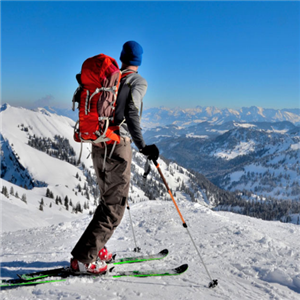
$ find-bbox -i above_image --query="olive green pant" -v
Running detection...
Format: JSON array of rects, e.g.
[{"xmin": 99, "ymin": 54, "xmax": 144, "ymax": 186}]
[{"xmin": 71, "ymin": 137, "xmax": 132, "ymax": 264}]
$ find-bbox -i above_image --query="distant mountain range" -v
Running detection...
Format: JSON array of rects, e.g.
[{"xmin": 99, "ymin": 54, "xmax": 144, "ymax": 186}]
[
  {"xmin": 145, "ymin": 121, "xmax": 300, "ymax": 201},
  {"xmin": 40, "ymin": 105, "xmax": 300, "ymax": 128},
  {"xmin": 143, "ymin": 120, "xmax": 298, "ymax": 143},
  {"xmin": 2, "ymin": 103, "xmax": 299, "ymax": 201},
  {"xmin": 1, "ymin": 104, "xmax": 239, "ymax": 230},
  {"xmin": 1, "ymin": 103, "xmax": 299, "ymax": 227},
  {"xmin": 142, "ymin": 106, "xmax": 300, "ymax": 128}
]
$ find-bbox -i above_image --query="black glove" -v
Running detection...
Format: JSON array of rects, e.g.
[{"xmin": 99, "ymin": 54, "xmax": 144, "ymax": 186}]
[{"xmin": 140, "ymin": 144, "xmax": 159, "ymax": 162}]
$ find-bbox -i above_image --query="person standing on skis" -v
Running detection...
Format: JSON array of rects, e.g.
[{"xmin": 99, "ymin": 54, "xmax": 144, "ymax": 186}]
[{"xmin": 70, "ymin": 41, "xmax": 159, "ymax": 274}]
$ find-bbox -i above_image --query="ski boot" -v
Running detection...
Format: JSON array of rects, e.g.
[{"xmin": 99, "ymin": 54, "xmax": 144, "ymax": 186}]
[
  {"xmin": 70, "ymin": 258, "xmax": 107, "ymax": 274},
  {"xmin": 98, "ymin": 246, "xmax": 113, "ymax": 263}
]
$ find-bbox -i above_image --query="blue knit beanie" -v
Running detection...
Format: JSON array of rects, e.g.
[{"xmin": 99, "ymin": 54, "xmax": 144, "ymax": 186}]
[{"xmin": 120, "ymin": 41, "xmax": 143, "ymax": 66}]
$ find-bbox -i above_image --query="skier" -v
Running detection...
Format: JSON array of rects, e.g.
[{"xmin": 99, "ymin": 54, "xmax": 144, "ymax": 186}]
[{"xmin": 70, "ymin": 41, "xmax": 160, "ymax": 274}]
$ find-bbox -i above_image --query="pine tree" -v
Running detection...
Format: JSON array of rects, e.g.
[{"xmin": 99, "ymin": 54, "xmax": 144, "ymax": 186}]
[
  {"xmin": 21, "ymin": 194, "xmax": 27, "ymax": 203},
  {"xmin": 64, "ymin": 196, "xmax": 69, "ymax": 211},
  {"xmin": 2, "ymin": 186, "xmax": 8, "ymax": 197},
  {"xmin": 75, "ymin": 202, "xmax": 83, "ymax": 213}
]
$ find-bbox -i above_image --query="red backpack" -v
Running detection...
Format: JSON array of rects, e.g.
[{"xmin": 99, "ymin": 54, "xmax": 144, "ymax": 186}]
[{"xmin": 72, "ymin": 54, "xmax": 122, "ymax": 147}]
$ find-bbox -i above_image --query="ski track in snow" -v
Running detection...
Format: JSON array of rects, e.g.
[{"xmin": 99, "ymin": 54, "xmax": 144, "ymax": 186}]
[{"xmin": 1, "ymin": 200, "xmax": 300, "ymax": 300}]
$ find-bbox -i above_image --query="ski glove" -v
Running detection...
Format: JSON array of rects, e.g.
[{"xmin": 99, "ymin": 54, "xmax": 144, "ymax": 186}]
[{"xmin": 140, "ymin": 144, "xmax": 159, "ymax": 162}]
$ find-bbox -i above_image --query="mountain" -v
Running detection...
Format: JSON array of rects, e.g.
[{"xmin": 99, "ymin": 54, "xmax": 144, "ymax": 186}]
[
  {"xmin": 1, "ymin": 104, "xmax": 300, "ymax": 299},
  {"xmin": 143, "ymin": 120, "xmax": 298, "ymax": 144},
  {"xmin": 33, "ymin": 105, "xmax": 300, "ymax": 128},
  {"xmin": 141, "ymin": 106, "xmax": 300, "ymax": 128},
  {"xmin": 149, "ymin": 124, "xmax": 300, "ymax": 201},
  {"xmin": 43, "ymin": 105, "xmax": 78, "ymax": 121},
  {"xmin": 0, "ymin": 104, "xmax": 238, "ymax": 231}
]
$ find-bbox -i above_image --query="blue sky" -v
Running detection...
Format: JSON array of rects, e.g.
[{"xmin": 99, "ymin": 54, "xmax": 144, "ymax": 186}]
[{"xmin": 1, "ymin": 1, "xmax": 299, "ymax": 110}]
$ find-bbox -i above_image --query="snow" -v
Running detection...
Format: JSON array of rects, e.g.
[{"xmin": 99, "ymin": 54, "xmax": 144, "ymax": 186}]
[
  {"xmin": 185, "ymin": 133, "xmax": 209, "ymax": 139},
  {"xmin": 1, "ymin": 200, "xmax": 300, "ymax": 299},
  {"xmin": 1, "ymin": 104, "xmax": 300, "ymax": 298},
  {"xmin": 233, "ymin": 122, "xmax": 256, "ymax": 128},
  {"xmin": 0, "ymin": 104, "xmax": 100, "ymax": 223},
  {"xmin": 0, "ymin": 180, "xmax": 83, "ymax": 232},
  {"xmin": 142, "ymin": 106, "xmax": 300, "ymax": 128},
  {"xmin": 213, "ymin": 141, "xmax": 256, "ymax": 160},
  {"xmin": 291, "ymin": 142, "xmax": 300, "ymax": 150},
  {"xmin": 265, "ymin": 129, "xmax": 290, "ymax": 134},
  {"xmin": 0, "ymin": 104, "xmax": 212, "ymax": 231},
  {"xmin": 0, "ymin": 105, "xmax": 300, "ymax": 299},
  {"xmin": 0, "ymin": 105, "xmax": 92, "ymax": 169}
]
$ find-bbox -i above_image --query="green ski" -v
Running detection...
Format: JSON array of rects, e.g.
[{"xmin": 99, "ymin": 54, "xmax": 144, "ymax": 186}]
[
  {"xmin": 0, "ymin": 264, "xmax": 188, "ymax": 289},
  {"xmin": 112, "ymin": 249, "xmax": 168, "ymax": 265},
  {"xmin": 112, "ymin": 264, "xmax": 188, "ymax": 278},
  {"xmin": 0, "ymin": 278, "xmax": 66, "ymax": 288},
  {"xmin": 17, "ymin": 249, "xmax": 168, "ymax": 281}
]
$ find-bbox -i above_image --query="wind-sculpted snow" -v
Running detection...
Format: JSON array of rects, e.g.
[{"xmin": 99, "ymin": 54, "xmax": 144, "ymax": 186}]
[{"xmin": 1, "ymin": 201, "xmax": 300, "ymax": 299}]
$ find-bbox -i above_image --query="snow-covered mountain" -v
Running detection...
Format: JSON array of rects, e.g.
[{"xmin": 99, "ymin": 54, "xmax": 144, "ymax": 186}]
[
  {"xmin": 1, "ymin": 104, "xmax": 300, "ymax": 299},
  {"xmin": 149, "ymin": 124, "xmax": 300, "ymax": 201},
  {"xmin": 142, "ymin": 106, "xmax": 300, "ymax": 128},
  {"xmin": 143, "ymin": 120, "xmax": 298, "ymax": 144},
  {"xmin": 37, "ymin": 105, "xmax": 300, "ymax": 128},
  {"xmin": 0, "ymin": 104, "xmax": 236, "ymax": 232}
]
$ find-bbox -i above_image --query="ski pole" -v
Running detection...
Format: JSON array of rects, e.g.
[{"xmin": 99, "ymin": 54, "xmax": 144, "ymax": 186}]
[
  {"xmin": 126, "ymin": 201, "xmax": 141, "ymax": 253},
  {"xmin": 152, "ymin": 159, "xmax": 218, "ymax": 289}
]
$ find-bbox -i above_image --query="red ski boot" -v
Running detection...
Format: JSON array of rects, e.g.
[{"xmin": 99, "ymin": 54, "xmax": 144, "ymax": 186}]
[
  {"xmin": 70, "ymin": 258, "xmax": 107, "ymax": 274},
  {"xmin": 98, "ymin": 246, "xmax": 113, "ymax": 263}
]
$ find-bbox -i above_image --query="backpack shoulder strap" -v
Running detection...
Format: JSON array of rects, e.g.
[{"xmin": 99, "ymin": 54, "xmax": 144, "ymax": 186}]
[{"xmin": 121, "ymin": 69, "xmax": 136, "ymax": 79}]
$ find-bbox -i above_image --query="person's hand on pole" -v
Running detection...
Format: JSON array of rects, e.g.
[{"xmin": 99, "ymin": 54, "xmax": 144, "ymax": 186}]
[{"xmin": 140, "ymin": 144, "xmax": 159, "ymax": 162}]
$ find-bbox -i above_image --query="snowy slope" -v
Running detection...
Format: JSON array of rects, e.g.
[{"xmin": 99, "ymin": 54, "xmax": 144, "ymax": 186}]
[
  {"xmin": 1, "ymin": 104, "xmax": 218, "ymax": 232},
  {"xmin": 1, "ymin": 104, "xmax": 92, "ymax": 172},
  {"xmin": 0, "ymin": 180, "xmax": 85, "ymax": 232},
  {"xmin": 1, "ymin": 104, "xmax": 300, "ymax": 299},
  {"xmin": 0, "ymin": 104, "xmax": 101, "ymax": 228},
  {"xmin": 1, "ymin": 200, "xmax": 300, "ymax": 300}
]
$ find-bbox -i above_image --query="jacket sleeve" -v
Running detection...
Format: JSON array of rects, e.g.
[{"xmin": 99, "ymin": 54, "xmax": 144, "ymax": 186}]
[{"xmin": 124, "ymin": 76, "xmax": 148, "ymax": 150}]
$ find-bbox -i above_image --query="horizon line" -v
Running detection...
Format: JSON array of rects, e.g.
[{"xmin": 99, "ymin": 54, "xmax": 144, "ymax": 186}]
[{"xmin": 1, "ymin": 102, "xmax": 299, "ymax": 112}]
